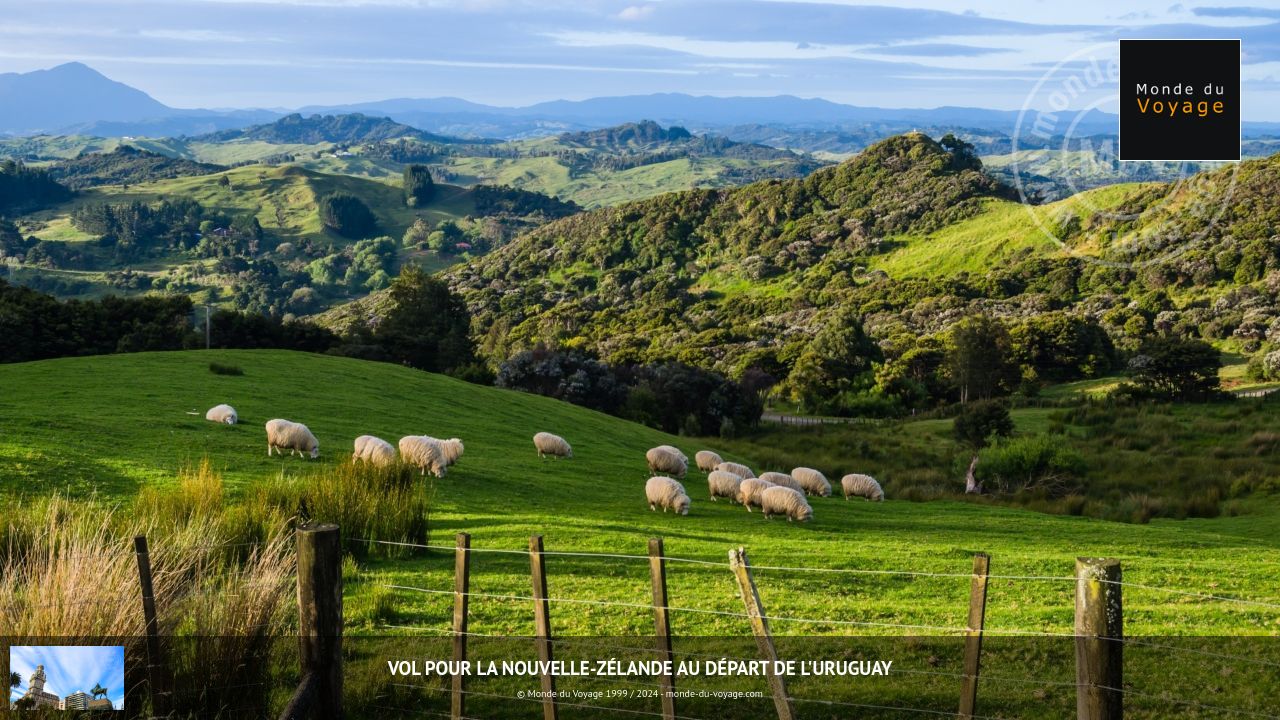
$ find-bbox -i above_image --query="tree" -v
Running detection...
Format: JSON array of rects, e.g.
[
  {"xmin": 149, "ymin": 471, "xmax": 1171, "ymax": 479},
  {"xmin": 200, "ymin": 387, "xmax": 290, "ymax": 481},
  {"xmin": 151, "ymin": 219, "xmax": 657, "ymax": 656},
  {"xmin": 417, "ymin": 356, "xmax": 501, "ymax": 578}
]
[
  {"xmin": 373, "ymin": 265, "xmax": 476, "ymax": 372},
  {"xmin": 403, "ymin": 164, "xmax": 434, "ymax": 207},
  {"xmin": 953, "ymin": 399, "xmax": 1014, "ymax": 493},
  {"xmin": 318, "ymin": 192, "xmax": 377, "ymax": 239},
  {"xmin": 10, "ymin": 671, "xmax": 20, "ymax": 689},
  {"xmin": 787, "ymin": 307, "xmax": 881, "ymax": 412},
  {"xmin": 944, "ymin": 314, "xmax": 1020, "ymax": 403},
  {"xmin": 1127, "ymin": 336, "xmax": 1221, "ymax": 401}
]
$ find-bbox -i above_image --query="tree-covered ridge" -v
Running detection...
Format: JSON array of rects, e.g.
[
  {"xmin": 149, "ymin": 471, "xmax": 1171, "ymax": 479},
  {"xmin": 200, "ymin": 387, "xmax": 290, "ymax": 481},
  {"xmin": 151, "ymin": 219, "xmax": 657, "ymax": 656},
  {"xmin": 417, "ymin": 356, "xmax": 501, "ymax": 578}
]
[
  {"xmin": 559, "ymin": 120, "xmax": 694, "ymax": 148},
  {"xmin": 446, "ymin": 132, "xmax": 1280, "ymax": 415},
  {"xmin": 196, "ymin": 113, "xmax": 473, "ymax": 145},
  {"xmin": 49, "ymin": 146, "xmax": 226, "ymax": 189},
  {"xmin": 0, "ymin": 160, "xmax": 72, "ymax": 215},
  {"xmin": 449, "ymin": 133, "xmax": 1013, "ymax": 359}
]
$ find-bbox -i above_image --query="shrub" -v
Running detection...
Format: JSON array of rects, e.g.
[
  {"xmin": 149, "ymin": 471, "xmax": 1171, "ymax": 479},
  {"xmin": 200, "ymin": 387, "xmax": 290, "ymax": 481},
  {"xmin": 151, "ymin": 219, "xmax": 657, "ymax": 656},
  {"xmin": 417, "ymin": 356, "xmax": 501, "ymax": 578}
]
[{"xmin": 971, "ymin": 435, "xmax": 1087, "ymax": 496}]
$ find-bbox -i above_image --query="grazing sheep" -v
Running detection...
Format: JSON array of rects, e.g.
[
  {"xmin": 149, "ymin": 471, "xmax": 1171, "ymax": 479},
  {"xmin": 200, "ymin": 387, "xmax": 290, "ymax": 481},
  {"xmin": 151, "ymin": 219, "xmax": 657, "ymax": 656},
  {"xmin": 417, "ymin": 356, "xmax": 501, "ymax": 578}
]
[
  {"xmin": 656, "ymin": 445, "xmax": 689, "ymax": 463},
  {"xmin": 759, "ymin": 471, "xmax": 804, "ymax": 493},
  {"xmin": 646, "ymin": 446, "xmax": 688, "ymax": 478},
  {"xmin": 716, "ymin": 461, "xmax": 756, "ymax": 479},
  {"xmin": 760, "ymin": 486, "xmax": 814, "ymax": 522},
  {"xmin": 439, "ymin": 438, "xmax": 465, "ymax": 466},
  {"xmin": 695, "ymin": 450, "xmax": 723, "ymax": 473},
  {"xmin": 645, "ymin": 476, "xmax": 691, "ymax": 515},
  {"xmin": 399, "ymin": 435, "xmax": 449, "ymax": 477},
  {"xmin": 737, "ymin": 477, "xmax": 776, "ymax": 512},
  {"xmin": 707, "ymin": 470, "xmax": 743, "ymax": 503},
  {"xmin": 205, "ymin": 404, "xmax": 238, "ymax": 425},
  {"xmin": 353, "ymin": 435, "xmax": 396, "ymax": 467},
  {"xmin": 265, "ymin": 419, "xmax": 319, "ymax": 459},
  {"xmin": 533, "ymin": 432, "xmax": 573, "ymax": 459},
  {"xmin": 791, "ymin": 467, "xmax": 832, "ymax": 497},
  {"xmin": 841, "ymin": 473, "xmax": 884, "ymax": 502}
]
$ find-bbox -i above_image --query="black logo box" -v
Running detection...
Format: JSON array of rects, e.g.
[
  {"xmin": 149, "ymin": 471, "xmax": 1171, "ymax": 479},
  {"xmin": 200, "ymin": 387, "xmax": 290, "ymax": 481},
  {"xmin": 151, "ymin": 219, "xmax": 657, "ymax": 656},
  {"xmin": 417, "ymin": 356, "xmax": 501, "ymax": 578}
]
[{"xmin": 1119, "ymin": 39, "xmax": 1241, "ymax": 162}]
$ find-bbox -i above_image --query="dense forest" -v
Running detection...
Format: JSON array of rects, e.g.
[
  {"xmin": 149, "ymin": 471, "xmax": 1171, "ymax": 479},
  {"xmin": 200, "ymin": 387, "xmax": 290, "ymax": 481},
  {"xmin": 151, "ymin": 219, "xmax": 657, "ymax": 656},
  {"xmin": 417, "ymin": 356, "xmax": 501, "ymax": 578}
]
[
  {"xmin": 0, "ymin": 159, "xmax": 72, "ymax": 214},
  {"xmin": 449, "ymin": 133, "xmax": 1280, "ymax": 415},
  {"xmin": 49, "ymin": 146, "xmax": 225, "ymax": 189}
]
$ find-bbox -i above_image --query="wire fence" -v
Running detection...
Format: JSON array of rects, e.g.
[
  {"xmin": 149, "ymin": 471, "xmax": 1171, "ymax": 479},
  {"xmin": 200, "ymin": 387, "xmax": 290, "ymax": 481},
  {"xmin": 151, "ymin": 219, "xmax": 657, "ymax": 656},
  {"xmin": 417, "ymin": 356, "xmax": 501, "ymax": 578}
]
[{"xmin": 353, "ymin": 534, "xmax": 1280, "ymax": 720}]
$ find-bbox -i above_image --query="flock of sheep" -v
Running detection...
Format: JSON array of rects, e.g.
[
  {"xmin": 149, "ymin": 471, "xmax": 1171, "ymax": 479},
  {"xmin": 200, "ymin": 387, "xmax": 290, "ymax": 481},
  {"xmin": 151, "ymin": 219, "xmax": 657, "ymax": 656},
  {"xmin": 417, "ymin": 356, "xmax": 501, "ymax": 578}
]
[
  {"xmin": 206, "ymin": 404, "xmax": 465, "ymax": 476},
  {"xmin": 204, "ymin": 407, "xmax": 881, "ymax": 524},
  {"xmin": 641, "ymin": 446, "xmax": 883, "ymax": 523}
]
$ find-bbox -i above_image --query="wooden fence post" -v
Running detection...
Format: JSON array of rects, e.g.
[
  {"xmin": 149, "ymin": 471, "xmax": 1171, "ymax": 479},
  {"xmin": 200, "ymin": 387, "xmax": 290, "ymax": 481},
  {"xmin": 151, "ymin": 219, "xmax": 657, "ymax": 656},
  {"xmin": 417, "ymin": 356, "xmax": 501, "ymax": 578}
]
[
  {"xmin": 134, "ymin": 535, "xmax": 169, "ymax": 718},
  {"xmin": 529, "ymin": 535, "xmax": 558, "ymax": 720},
  {"xmin": 1075, "ymin": 558, "xmax": 1122, "ymax": 720},
  {"xmin": 958, "ymin": 552, "xmax": 990, "ymax": 719},
  {"xmin": 296, "ymin": 523, "xmax": 343, "ymax": 720},
  {"xmin": 728, "ymin": 547, "xmax": 795, "ymax": 720},
  {"xmin": 452, "ymin": 533, "xmax": 471, "ymax": 720},
  {"xmin": 648, "ymin": 538, "xmax": 677, "ymax": 720}
]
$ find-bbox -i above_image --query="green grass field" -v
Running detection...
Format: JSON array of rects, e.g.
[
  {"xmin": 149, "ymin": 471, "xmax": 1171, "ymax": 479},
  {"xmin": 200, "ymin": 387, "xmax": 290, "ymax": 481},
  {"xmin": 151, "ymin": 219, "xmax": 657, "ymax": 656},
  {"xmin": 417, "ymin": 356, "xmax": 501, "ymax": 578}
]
[
  {"xmin": 4, "ymin": 349, "xmax": 1278, "ymax": 718},
  {"xmin": 2, "ymin": 349, "xmax": 1278, "ymax": 645}
]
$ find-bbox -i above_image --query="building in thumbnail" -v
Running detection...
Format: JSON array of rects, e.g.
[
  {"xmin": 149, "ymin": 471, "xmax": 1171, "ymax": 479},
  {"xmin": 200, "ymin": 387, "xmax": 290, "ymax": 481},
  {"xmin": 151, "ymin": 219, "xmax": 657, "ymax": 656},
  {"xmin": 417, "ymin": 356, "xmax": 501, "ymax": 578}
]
[
  {"xmin": 14, "ymin": 665, "xmax": 61, "ymax": 709},
  {"xmin": 63, "ymin": 691, "xmax": 90, "ymax": 710}
]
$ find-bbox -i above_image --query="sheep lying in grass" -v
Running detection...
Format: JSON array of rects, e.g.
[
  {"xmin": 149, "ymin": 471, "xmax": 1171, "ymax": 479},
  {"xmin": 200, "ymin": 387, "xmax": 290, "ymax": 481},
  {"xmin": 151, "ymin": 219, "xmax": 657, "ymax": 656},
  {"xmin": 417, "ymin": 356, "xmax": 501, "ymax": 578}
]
[
  {"xmin": 791, "ymin": 467, "xmax": 832, "ymax": 497},
  {"xmin": 760, "ymin": 486, "xmax": 813, "ymax": 522},
  {"xmin": 647, "ymin": 446, "xmax": 688, "ymax": 478},
  {"xmin": 695, "ymin": 450, "xmax": 723, "ymax": 473},
  {"xmin": 439, "ymin": 438, "xmax": 465, "ymax": 466},
  {"xmin": 353, "ymin": 435, "xmax": 396, "ymax": 467},
  {"xmin": 206, "ymin": 404, "xmax": 238, "ymax": 425},
  {"xmin": 841, "ymin": 473, "xmax": 884, "ymax": 502},
  {"xmin": 265, "ymin": 419, "xmax": 319, "ymax": 459},
  {"xmin": 737, "ymin": 477, "xmax": 776, "ymax": 512},
  {"xmin": 645, "ymin": 476, "xmax": 691, "ymax": 515},
  {"xmin": 707, "ymin": 470, "xmax": 743, "ymax": 503},
  {"xmin": 759, "ymin": 471, "xmax": 804, "ymax": 493},
  {"xmin": 533, "ymin": 432, "xmax": 573, "ymax": 459},
  {"xmin": 399, "ymin": 435, "xmax": 449, "ymax": 477},
  {"xmin": 716, "ymin": 461, "xmax": 755, "ymax": 479}
]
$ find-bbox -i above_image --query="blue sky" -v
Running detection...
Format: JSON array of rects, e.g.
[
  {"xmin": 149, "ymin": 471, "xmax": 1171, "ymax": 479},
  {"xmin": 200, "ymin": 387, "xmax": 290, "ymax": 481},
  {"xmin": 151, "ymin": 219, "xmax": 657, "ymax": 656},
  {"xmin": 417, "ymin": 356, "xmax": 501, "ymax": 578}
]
[
  {"xmin": 0, "ymin": 1, "xmax": 1278, "ymax": 117},
  {"xmin": 9, "ymin": 645, "xmax": 126, "ymax": 710}
]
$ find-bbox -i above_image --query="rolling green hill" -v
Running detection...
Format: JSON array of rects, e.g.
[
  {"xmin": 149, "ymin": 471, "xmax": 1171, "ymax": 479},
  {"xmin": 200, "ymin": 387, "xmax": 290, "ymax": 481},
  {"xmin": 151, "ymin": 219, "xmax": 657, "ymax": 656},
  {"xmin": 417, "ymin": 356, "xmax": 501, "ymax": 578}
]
[{"xmin": 0, "ymin": 348, "xmax": 1277, "ymax": 656}]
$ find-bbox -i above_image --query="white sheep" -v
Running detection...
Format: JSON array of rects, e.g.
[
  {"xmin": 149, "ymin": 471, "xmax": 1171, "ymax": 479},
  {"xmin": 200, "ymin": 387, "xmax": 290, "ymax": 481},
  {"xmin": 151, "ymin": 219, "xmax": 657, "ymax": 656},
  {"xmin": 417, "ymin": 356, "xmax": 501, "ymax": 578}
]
[
  {"xmin": 205, "ymin": 404, "xmax": 238, "ymax": 425},
  {"xmin": 439, "ymin": 438, "xmax": 465, "ymax": 466},
  {"xmin": 533, "ymin": 432, "xmax": 573, "ymax": 459},
  {"xmin": 656, "ymin": 445, "xmax": 689, "ymax": 463},
  {"xmin": 760, "ymin": 486, "xmax": 813, "ymax": 522},
  {"xmin": 265, "ymin": 419, "xmax": 319, "ymax": 459},
  {"xmin": 716, "ymin": 461, "xmax": 755, "ymax": 479},
  {"xmin": 645, "ymin": 476, "xmax": 691, "ymax": 515},
  {"xmin": 707, "ymin": 470, "xmax": 742, "ymax": 503},
  {"xmin": 399, "ymin": 435, "xmax": 449, "ymax": 477},
  {"xmin": 695, "ymin": 450, "xmax": 724, "ymax": 473},
  {"xmin": 646, "ymin": 446, "xmax": 688, "ymax": 478},
  {"xmin": 791, "ymin": 467, "xmax": 832, "ymax": 497},
  {"xmin": 759, "ymin": 471, "xmax": 804, "ymax": 493},
  {"xmin": 737, "ymin": 477, "xmax": 776, "ymax": 512},
  {"xmin": 841, "ymin": 473, "xmax": 884, "ymax": 502},
  {"xmin": 353, "ymin": 435, "xmax": 396, "ymax": 467}
]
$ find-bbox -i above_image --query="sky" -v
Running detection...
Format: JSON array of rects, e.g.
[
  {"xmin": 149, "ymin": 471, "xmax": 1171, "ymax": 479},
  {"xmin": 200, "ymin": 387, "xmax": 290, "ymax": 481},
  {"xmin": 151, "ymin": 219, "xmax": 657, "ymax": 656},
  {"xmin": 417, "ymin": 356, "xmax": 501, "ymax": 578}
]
[
  {"xmin": 0, "ymin": 0, "xmax": 1278, "ymax": 117},
  {"xmin": 9, "ymin": 645, "xmax": 126, "ymax": 710}
]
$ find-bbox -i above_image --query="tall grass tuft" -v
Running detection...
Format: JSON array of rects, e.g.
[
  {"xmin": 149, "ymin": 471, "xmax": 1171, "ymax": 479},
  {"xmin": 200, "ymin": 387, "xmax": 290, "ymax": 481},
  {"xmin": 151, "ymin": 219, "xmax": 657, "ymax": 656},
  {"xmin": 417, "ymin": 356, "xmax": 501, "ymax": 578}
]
[{"xmin": 252, "ymin": 460, "xmax": 431, "ymax": 558}]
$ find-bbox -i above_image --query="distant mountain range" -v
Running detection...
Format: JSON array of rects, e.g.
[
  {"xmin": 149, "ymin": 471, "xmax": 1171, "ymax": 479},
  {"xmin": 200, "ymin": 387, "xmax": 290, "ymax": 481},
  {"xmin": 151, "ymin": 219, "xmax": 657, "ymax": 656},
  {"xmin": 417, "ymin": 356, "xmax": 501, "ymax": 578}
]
[{"xmin": 4, "ymin": 62, "xmax": 1280, "ymax": 144}]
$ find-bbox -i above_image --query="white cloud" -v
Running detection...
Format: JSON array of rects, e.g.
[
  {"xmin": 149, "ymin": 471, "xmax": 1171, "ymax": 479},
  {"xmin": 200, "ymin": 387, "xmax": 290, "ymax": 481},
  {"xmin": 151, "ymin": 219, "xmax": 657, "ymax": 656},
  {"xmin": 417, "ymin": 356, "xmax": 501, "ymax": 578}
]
[{"xmin": 618, "ymin": 5, "xmax": 653, "ymax": 21}]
